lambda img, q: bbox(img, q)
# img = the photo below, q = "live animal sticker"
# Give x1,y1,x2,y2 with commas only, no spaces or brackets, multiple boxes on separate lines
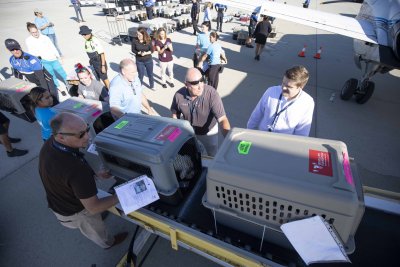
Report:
238,141,252,155
114,120,129,129
309,149,333,176
154,125,181,143
342,151,355,186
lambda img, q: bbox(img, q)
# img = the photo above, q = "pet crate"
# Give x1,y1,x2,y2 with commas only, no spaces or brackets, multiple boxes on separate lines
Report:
203,128,364,254
94,113,203,205
0,77,37,122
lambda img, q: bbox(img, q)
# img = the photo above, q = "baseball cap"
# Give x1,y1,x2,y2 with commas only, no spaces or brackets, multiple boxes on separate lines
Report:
4,39,21,51
79,25,92,35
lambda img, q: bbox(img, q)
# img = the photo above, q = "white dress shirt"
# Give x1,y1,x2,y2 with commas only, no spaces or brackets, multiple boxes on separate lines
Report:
247,85,315,136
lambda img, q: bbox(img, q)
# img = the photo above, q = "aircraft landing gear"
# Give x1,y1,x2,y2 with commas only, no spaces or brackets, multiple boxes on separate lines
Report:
340,79,375,104
355,80,375,104
340,78,358,100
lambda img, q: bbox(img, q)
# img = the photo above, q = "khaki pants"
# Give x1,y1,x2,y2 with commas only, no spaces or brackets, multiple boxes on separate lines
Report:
53,209,114,248
160,60,174,84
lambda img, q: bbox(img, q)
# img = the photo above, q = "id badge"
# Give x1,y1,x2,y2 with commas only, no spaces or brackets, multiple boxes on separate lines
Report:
163,53,166,58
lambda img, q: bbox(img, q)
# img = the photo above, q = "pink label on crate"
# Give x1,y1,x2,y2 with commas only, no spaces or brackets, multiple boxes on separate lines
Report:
342,151,355,187
84,104,98,112
309,149,333,177
91,110,101,117
167,128,182,142
154,125,181,143
15,85,31,92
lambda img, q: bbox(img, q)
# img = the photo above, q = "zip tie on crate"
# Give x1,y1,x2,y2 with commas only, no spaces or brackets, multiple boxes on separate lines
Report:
259,225,266,252
212,208,218,235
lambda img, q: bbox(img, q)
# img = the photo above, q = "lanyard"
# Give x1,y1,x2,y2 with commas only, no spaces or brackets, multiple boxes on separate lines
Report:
268,92,300,132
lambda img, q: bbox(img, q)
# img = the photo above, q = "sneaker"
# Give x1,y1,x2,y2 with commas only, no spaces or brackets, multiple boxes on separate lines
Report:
162,84,167,88
105,232,128,249
8,137,21,143
256,55,260,61
7,148,28,157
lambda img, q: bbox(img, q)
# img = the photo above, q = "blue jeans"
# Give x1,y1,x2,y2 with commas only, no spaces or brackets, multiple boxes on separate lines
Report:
136,58,154,88
41,59,67,87
46,34,62,56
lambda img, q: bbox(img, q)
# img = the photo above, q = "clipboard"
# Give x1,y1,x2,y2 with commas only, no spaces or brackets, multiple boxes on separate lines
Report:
281,215,351,265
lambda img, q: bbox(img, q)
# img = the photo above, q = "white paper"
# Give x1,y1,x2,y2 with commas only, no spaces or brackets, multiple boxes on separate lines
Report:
280,216,350,265
114,175,159,215
87,143,98,155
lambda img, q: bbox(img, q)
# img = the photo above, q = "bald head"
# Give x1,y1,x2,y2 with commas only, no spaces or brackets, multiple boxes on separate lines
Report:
51,112,89,148
120,58,138,82
51,112,84,134
185,68,202,82
119,58,136,71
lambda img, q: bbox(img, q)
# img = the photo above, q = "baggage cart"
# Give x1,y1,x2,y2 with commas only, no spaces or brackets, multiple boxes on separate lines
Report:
105,12,130,44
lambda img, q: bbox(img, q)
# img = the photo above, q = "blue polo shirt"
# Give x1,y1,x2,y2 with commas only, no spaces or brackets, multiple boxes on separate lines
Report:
206,42,222,65
109,74,143,114
196,32,210,52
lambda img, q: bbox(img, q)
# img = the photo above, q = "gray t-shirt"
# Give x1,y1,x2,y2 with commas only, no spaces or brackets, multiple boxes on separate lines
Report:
78,79,106,101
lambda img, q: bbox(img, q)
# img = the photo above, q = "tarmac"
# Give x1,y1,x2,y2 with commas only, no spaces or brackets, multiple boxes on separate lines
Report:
0,0,399,266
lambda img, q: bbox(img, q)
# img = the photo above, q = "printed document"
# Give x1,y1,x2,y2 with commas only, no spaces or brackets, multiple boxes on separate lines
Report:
114,175,159,215
281,216,350,265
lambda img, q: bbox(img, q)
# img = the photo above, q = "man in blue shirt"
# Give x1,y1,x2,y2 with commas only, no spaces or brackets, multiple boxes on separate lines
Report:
144,0,155,20
5,39,58,102
109,59,154,118
214,3,227,32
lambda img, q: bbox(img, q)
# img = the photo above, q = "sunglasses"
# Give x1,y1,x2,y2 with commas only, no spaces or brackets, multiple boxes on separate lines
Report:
57,124,90,139
185,78,204,86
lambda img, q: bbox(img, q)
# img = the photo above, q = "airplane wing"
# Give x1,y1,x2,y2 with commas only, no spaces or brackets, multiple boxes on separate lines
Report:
209,0,378,44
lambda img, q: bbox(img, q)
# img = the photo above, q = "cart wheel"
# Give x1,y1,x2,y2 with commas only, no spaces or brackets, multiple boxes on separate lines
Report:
340,78,358,100
112,10,118,17
124,36,130,43
355,81,375,104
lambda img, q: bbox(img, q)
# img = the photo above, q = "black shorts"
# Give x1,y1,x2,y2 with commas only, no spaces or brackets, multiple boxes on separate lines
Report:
0,112,10,135
255,33,267,45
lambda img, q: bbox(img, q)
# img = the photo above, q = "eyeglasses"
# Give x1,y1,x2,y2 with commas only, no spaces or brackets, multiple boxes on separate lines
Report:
185,78,203,86
57,124,90,139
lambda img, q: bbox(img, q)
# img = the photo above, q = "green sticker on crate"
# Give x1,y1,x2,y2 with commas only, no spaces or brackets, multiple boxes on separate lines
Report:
238,141,252,155
114,120,129,129
73,103,84,109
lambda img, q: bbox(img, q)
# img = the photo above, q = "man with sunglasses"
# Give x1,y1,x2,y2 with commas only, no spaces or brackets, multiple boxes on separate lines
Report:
247,65,314,136
109,59,154,119
171,68,231,157
39,112,128,248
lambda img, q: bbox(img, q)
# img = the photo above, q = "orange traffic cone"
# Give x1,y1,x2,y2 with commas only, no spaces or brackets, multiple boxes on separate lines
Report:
298,45,306,57
314,47,322,59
